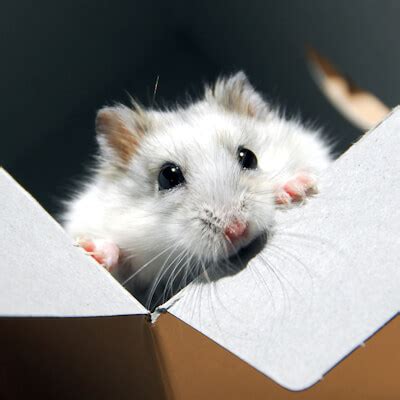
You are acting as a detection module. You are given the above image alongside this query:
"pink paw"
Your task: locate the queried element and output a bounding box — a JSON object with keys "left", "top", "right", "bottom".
{"left": 77, "top": 238, "right": 120, "bottom": 272}
{"left": 275, "top": 173, "right": 318, "bottom": 205}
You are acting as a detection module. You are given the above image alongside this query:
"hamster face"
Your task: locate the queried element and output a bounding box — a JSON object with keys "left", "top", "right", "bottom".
{"left": 63, "top": 72, "right": 331, "bottom": 305}
{"left": 128, "top": 112, "right": 276, "bottom": 273}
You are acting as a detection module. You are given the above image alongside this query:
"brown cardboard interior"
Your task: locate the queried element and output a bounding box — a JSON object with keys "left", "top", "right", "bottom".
{"left": 152, "top": 313, "right": 400, "bottom": 400}
{"left": 0, "top": 316, "right": 165, "bottom": 400}
{"left": 2, "top": 312, "right": 399, "bottom": 400}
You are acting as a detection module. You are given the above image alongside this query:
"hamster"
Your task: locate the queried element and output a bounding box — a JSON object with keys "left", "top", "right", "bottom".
{"left": 62, "top": 72, "right": 332, "bottom": 307}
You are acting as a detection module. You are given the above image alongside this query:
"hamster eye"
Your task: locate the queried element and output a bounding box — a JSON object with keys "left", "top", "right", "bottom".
{"left": 237, "top": 147, "right": 258, "bottom": 170}
{"left": 158, "top": 162, "right": 185, "bottom": 190}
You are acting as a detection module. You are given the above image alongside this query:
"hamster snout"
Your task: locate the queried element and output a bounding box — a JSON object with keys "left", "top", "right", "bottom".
{"left": 224, "top": 219, "right": 248, "bottom": 242}
{"left": 201, "top": 207, "right": 248, "bottom": 242}
{"left": 198, "top": 205, "right": 252, "bottom": 251}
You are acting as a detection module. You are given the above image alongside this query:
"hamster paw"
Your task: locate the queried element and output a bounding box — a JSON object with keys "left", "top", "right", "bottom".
{"left": 76, "top": 238, "right": 120, "bottom": 272}
{"left": 275, "top": 173, "right": 318, "bottom": 205}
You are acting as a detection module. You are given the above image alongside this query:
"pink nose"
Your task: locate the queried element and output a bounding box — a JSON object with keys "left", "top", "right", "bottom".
{"left": 224, "top": 220, "right": 248, "bottom": 242}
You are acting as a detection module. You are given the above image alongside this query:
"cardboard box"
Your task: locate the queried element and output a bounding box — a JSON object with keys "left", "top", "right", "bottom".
{"left": 1, "top": 110, "right": 399, "bottom": 399}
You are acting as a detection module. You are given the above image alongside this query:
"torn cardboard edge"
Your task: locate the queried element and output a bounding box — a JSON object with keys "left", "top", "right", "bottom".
{"left": 1, "top": 108, "right": 400, "bottom": 397}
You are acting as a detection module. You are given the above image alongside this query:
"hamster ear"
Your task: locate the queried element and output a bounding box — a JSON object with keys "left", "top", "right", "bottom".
{"left": 205, "top": 71, "right": 270, "bottom": 118}
{"left": 95, "top": 104, "right": 150, "bottom": 167}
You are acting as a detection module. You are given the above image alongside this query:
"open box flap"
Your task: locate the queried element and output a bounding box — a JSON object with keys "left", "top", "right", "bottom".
{"left": 163, "top": 109, "right": 400, "bottom": 390}
{"left": 0, "top": 169, "right": 147, "bottom": 317}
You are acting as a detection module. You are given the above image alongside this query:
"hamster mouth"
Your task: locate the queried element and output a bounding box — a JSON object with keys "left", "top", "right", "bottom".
{"left": 228, "top": 231, "right": 268, "bottom": 265}
{"left": 142, "top": 232, "right": 269, "bottom": 309}
{"left": 204, "top": 231, "right": 268, "bottom": 282}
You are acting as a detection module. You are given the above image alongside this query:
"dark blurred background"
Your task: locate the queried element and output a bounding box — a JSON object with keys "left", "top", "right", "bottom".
{"left": 1, "top": 0, "right": 399, "bottom": 216}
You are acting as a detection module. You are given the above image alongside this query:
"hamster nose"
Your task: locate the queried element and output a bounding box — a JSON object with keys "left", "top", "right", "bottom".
{"left": 224, "top": 219, "right": 248, "bottom": 242}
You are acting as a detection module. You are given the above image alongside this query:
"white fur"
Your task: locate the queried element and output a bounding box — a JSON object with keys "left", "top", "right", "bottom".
{"left": 62, "top": 72, "right": 332, "bottom": 303}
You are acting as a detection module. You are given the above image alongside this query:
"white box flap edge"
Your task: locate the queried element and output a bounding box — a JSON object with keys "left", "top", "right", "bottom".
{"left": 0, "top": 169, "right": 147, "bottom": 317}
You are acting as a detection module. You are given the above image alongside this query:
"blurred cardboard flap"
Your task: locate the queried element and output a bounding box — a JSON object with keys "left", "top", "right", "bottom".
{"left": 1, "top": 109, "right": 400, "bottom": 399}
{"left": 307, "top": 47, "right": 391, "bottom": 131}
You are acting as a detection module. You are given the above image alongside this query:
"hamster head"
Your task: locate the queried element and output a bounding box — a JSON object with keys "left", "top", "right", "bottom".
{"left": 90, "top": 72, "right": 277, "bottom": 291}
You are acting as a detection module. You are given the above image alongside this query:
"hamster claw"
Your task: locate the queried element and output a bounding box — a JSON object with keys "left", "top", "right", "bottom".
{"left": 275, "top": 173, "right": 318, "bottom": 206}
{"left": 76, "top": 237, "right": 120, "bottom": 272}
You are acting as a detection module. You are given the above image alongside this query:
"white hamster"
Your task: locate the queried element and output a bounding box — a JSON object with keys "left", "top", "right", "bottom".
{"left": 63, "top": 72, "right": 332, "bottom": 307}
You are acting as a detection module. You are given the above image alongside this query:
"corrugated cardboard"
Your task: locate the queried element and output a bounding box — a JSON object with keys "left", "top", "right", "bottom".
{"left": 1, "top": 109, "right": 399, "bottom": 399}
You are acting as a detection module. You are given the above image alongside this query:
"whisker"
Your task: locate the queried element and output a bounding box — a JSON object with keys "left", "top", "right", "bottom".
{"left": 122, "top": 242, "right": 177, "bottom": 286}
{"left": 146, "top": 244, "right": 185, "bottom": 308}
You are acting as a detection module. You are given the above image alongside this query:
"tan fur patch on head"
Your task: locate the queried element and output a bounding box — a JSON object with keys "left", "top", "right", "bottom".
{"left": 205, "top": 71, "right": 270, "bottom": 119}
{"left": 96, "top": 105, "right": 149, "bottom": 167}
